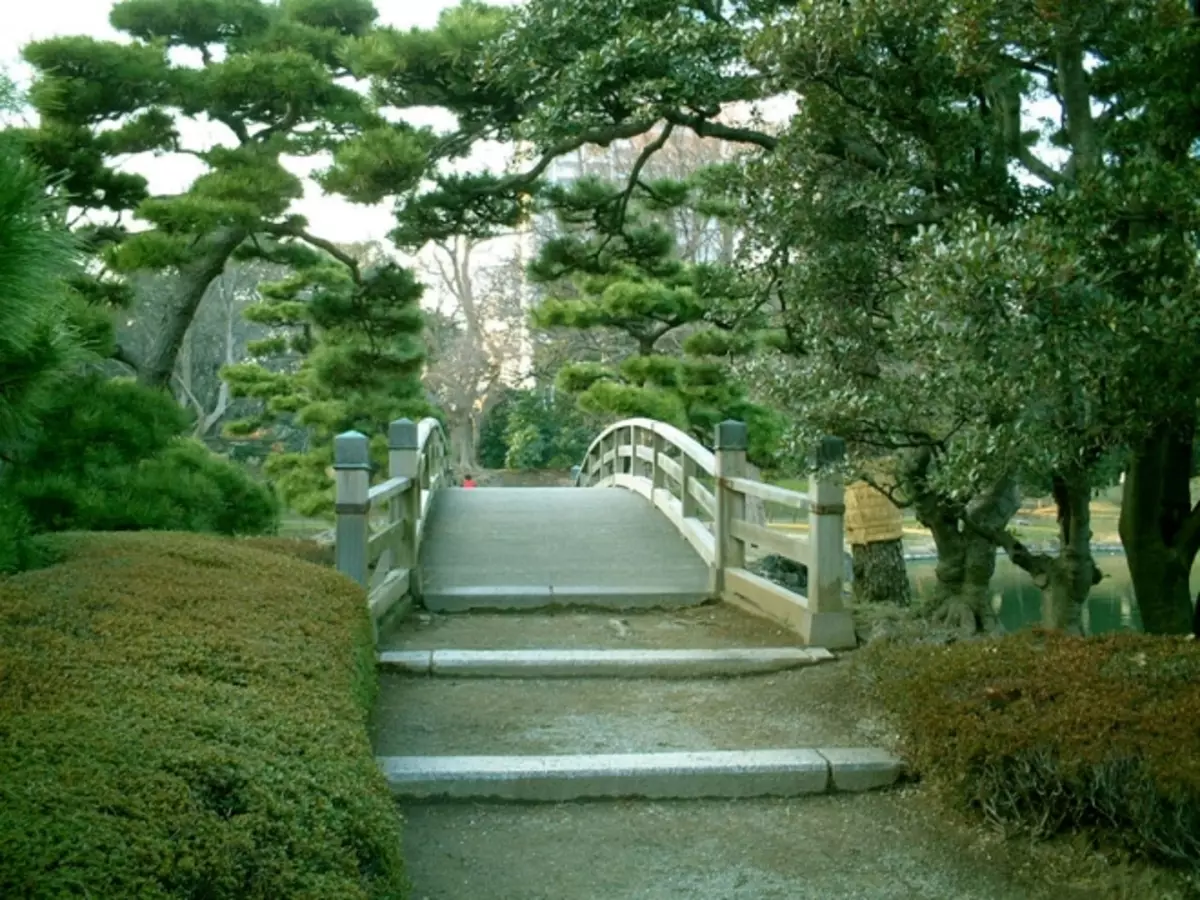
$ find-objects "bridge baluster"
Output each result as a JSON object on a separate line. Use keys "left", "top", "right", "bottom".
{"left": 334, "top": 430, "right": 371, "bottom": 586}
{"left": 389, "top": 418, "right": 422, "bottom": 601}
{"left": 712, "top": 420, "right": 748, "bottom": 597}
{"left": 807, "top": 436, "right": 847, "bottom": 614}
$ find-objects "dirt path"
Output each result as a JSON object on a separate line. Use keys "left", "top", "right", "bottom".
{"left": 398, "top": 791, "right": 1071, "bottom": 900}
{"left": 376, "top": 606, "right": 1071, "bottom": 900}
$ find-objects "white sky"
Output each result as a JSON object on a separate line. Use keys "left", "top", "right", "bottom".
{"left": 0, "top": 0, "right": 523, "bottom": 251}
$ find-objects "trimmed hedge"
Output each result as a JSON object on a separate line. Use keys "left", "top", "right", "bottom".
{"left": 0, "top": 532, "right": 406, "bottom": 899}
{"left": 865, "top": 631, "right": 1200, "bottom": 872}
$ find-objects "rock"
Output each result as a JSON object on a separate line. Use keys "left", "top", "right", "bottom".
{"left": 607, "top": 618, "right": 631, "bottom": 638}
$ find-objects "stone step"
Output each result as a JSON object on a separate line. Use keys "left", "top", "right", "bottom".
{"left": 378, "top": 605, "right": 804, "bottom": 653}
{"left": 421, "top": 585, "right": 708, "bottom": 612}
{"left": 378, "top": 647, "right": 834, "bottom": 678}
{"left": 378, "top": 748, "right": 903, "bottom": 801}
{"left": 372, "top": 663, "right": 876, "bottom": 757}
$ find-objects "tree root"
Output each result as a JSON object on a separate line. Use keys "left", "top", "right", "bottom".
{"left": 929, "top": 599, "right": 986, "bottom": 637}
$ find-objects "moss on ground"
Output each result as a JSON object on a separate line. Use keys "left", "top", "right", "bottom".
{"left": 0, "top": 532, "right": 405, "bottom": 899}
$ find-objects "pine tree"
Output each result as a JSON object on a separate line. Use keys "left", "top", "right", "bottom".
{"left": 528, "top": 171, "right": 783, "bottom": 465}
{"left": 18, "top": 0, "right": 397, "bottom": 389}
{"left": 222, "top": 242, "right": 430, "bottom": 515}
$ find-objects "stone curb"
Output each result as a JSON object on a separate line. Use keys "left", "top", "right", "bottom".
{"left": 376, "top": 647, "right": 836, "bottom": 678}
{"left": 378, "top": 748, "right": 904, "bottom": 801}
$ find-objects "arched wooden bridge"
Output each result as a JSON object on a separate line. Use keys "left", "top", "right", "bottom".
{"left": 332, "top": 416, "right": 900, "bottom": 803}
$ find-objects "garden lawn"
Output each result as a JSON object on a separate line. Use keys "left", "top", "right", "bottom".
{"left": 864, "top": 631, "right": 1200, "bottom": 875}
{"left": 0, "top": 532, "right": 405, "bottom": 900}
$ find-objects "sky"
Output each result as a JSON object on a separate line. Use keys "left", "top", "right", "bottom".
{"left": 0, "top": 0, "right": 523, "bottom": 250}
{"left": 1, "top": 1, "right": 1063, "bottom": 271}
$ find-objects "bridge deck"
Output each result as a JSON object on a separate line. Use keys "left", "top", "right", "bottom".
{"left": 419, "top": 487, "right": 710, "bottom": 609}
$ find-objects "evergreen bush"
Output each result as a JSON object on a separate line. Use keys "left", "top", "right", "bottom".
{"left": 0, "top": 532, "right": 406, "bottom": 899}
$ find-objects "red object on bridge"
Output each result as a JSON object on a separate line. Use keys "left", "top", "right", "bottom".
{"left": 462, "top": 476, "right": 477, "bottom": 489}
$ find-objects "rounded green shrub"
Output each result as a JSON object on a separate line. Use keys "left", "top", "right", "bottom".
{"left": 5, "top": 376, "right": 279, "bottom": 537}
{"left": 0, "top": 532, "right": 405, "bottom": 898}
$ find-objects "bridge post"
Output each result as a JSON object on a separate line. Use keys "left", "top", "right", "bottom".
{"left": 680, "top": 455, "right": 698, "bottom": 518}
{"left": 650, "top": 428, "right": 666, "bottom": 497}
{"left": 334, "top": 430, "right": 371, "bottom": 586}
{"left": 711, "top": 419, "right": 748, "bottom": 598}
{"left": 389, "top": 417, "right": 422, "bottom": 600}
{"left": 808, "top": 436, "right": 847, "bottom": 614}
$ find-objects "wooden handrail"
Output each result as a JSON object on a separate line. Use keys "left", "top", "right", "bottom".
{"left": 333, "top": 416, "right": 449, "bottom": 638}
{"left": 575, "top": 417, "right": 856, "bottom": 649}
{"left": 577, "top": 417, "right": 715, "bottom": 480}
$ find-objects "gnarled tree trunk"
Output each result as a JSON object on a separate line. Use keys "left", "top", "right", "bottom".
{"left": 972, "top": 467, "right": 1099, "bottom": 633}
{"left": 1119, "top": 423, "right": 1200, "bottom": 636}
{"left": 130, "top": 227, "right": 247, "bottom": 390}
{"left": 900, "top": 449, "right": 1017, "bottom": 633}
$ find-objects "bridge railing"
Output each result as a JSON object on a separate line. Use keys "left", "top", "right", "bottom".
{"left": 333, "top": 417, "right": 448, "bottom": 636}
{"left": 576, "top": 418, "right": 856, "bottom": 648}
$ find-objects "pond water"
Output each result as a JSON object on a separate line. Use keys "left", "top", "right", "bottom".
{"left": 905, "top": 552, "right": 1200, "bottom": 635}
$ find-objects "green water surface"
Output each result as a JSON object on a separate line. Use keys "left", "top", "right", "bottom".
{"left": 905, "top": 553, "right": 1200, "bottom": 635}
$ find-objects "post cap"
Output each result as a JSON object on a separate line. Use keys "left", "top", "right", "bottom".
{"left": 714, "top": 419, "right": 748, "bottom": 451}
{"left": 811, "top": 435, "right": 846, "bottom": 467}
{"left": 388, "top": 417, "right": 419, "bottom": 450}
{"left": 333, "top": 430, "right": 371, "bottom": 469}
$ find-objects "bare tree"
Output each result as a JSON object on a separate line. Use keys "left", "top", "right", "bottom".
{"left": 420, "top": 236, "right": 526, "bottom": 468}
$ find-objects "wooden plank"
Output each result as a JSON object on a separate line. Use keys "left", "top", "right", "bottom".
{"left": 368, "top": 518, "right": 405, "bottom": 563}
{"left": 656, "top": 453, "right": 682, "bottom": 484}
{"left": 652, "top": 487, "right": 683, "bottom": 528}
{"left": 369, "top": 567, "right": 411, "bottom": 624}
{"left": 370, "top": 546, "right": 394, "bottom": 590}
{"left": 726, "top": 477, "right": 809, "bottom": 513}
{"left": 612, "top": 472, "right": 652, "bottom": 501}
{"left": 730, "top": 519, "right": 810, "bottom": 566}
{"left": 689, "top": 478, "right": 716, "bottom": 518}
{"left": 648, "top": 488, "right": 715, "bottom": 566}
{"left": 724, "top": 567, "right": 808, "bottom": 628}
{"left": 683, "top": 517, "right": 716, "bottom": 566}
{"left": 369, "top": 476, "right": 410, "bottom": 506}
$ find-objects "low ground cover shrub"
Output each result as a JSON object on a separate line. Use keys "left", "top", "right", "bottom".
{"left": 238, "top": 535, "right": 334, "bottom": 568}
{"left": 0, "top": 532, "right": 405, "bottom": 899}
{"left": 864, "top": 630, "right": 1200, "bottom": 873}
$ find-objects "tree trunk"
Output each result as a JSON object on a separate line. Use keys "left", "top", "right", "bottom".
{"left": 973, "top": 468, "right": 1098, "bottom": 633}
{"left": 921, "top": 514, "right": 1002, "bottom": 633}
{"left": 1040, "top": 471, "right": 1095, "bottom": 631}
{"left": 451, "top": 416, "right": 476, "bottom": 471}
{"left": 136, "top": 227, "right": 246, "bottom": 390}
{"left": 900, "top": 448, "right": 1016, "bottom": 633}
{"left": 851, "top": 538, "right": 911, "bottom": 606}
{"left": 1119, "top": 423, "right": 1199, "bottom": 635}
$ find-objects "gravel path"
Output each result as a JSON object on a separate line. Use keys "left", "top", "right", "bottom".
{"left": 398, "top": 791, "right": 1074, "bottom": 900}
{"left": 377, "top": 606, "right": 1073, "bottom": 899}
